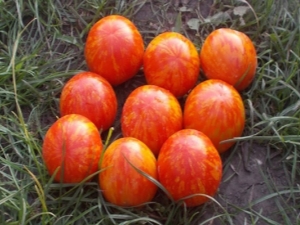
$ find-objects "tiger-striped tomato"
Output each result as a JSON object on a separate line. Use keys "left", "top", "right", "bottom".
{"left": 121, "top": 85, "right": 183, "bottom": 156}
{"left": 42, "top": 114, "right": 103, "bottom": 183}
{"left": 84, "top": 15, "right": 144, "bottom": 86}
{"left": 59, "top": 71, "right": 117, "bottom": 131}
{"left": 143, "top": 32, "right": 200, "bottom": 97}
{"left": 183, "top": 79, "right": 245, "bottom": 153}
{"left": 157, "top": 129, "right": 222, "bottom": 207}
{"left": 200, "top": 28, "right": 257, "bottom": 91}
{"left": 99, "top": 137, "right": 158, "bottom": 207}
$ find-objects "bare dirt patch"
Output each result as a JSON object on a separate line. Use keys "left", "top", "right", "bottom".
{"left": 116, "top": 1, "right": 298, "bottom": 224}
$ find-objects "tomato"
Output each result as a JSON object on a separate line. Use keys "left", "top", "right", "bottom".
{"left": 121, "top": 85, "right": 183, "bottom": 156}
{"left": 183, "top": 79, "right": 245, "bottom": 153}
{"left": 59, "top": 71, "right": 117, "bottom": 131}
{"left": 42, "top": 114, "right": 103, "bottom": 183}
{"left": 99, "top": 137, "right": 157, "bottom": 207}
{"left": 84, "top": 15, "right": 144, "bottom": 86}
{"left": 157, "top": 129, "right": 222, "bottom": 207}
{"left": 143, "top": 32, "right": 200, "bottom": 97}
{"left": 200, "top": 28, "right": 257, "bottom": 91}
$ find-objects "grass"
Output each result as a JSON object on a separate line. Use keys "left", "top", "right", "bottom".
{"left": 1, "top": 0, "right": 300, "bottom": 224}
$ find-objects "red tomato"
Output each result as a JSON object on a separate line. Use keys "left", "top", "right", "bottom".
{"left": 157, "top": 129, "right": 222, "bottom": 207}
{"left": 183, "top": 79, "right": 245, "bottom": 153}
{"left": 143, "top": 32, "right": 200, "bottom": 97}
{"left": 42, "top": 114, "right": 103, "bottom": 183}
{"left": 121, "top": 85, "right": 183, "bottom": 156}
{"left": 200, "top": 28, "right": 257, "bottom": 91}
{"left": 99, "top": 137, "right": 158, "bottom": 207}
{"left": 59, "top": 71, "right": 117, "bottom": 131}
{"left": 84, "top": 15, "right": 144, "bottom": 86}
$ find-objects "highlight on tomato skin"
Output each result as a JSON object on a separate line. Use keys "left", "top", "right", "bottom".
{"left": 121, "top": 85, "right": 183, "bottom": 156}
{"left": 143, "top": 32, "right": 200, "bottom": 98}
{"left": 157, "top": 129, "right": 222, "bottom": 207}
{"left": 42, "top": 114, "right": 103, "bottom": 183}
{"left": 59, "top": 71, "right": 118, "bottom": 131}
{"left": 183, "top": 79, "right": 245, "bottom": 153}
{"left": 99, "top": 137, "right": 158, "bottom": 207}
{"left": 200, "top": 28, "right": 257, "bottom": 91}
{"left": 84, "top": 15, "right": 144, "bottom": 86}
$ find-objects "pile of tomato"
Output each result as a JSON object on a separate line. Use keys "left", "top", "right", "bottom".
{"left": 42, "top": 15, "right": 257, "bottom": 207}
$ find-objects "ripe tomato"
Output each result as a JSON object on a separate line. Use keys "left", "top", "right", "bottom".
{"left": 200, "top": 28, "right": 257, "bottom": 91}
{"left": 157, "top": 129, "right": 222, "bottom": 207}
{"left": 84, "top": 15, "right": 144, "bottom": 86}
{"left": 143, "top": 32, "right": 200, "bottom": 97}
{"left": 42, "top": 114, "right": 103, "bottom": 183}
{"left": 183, "top": 79, "right": 245, "bottom": 153}
{"left": 59, "top": 71, "right": 117, "bottom": 131}
{"left": 121, "top": 85, "right": 183, "bottom": 156}
{"left": 99, "top": 137, "right": 158, "bottom": 207}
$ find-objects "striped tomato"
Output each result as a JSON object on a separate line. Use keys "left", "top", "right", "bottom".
{"left": 121, "top": 85, "right": 183, "bottom": 156}
{"left": 143, "top": 32, "right": 200, "bottom": 97}
{"left": 84, "top": 15, "right": 144, "bottom": 86}
{"left": 183, "top": 79, "right": 245, "bottom": 153}
{"left": 59, "top": 71, "right": 117, "bottom": 131}
{"left": 99, "top": 137, "right": 157, "bottom": 207}
{"left": 42, "top": 114, "right": 103, "bottom": 183}
{"left": 157, "top": 129, "right": 222, "bottom": 207}
{"left": 200, "top": 28, "right": 257, "bottom": 91}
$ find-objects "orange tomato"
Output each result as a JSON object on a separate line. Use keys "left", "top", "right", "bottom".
{"left": 143, "top": 32, "right": 200, "bottom": 97}
{"left": 157, "top": 129, "right": 222, "bottom": 207}
{"left": 200, "top": 28, "right": 257, "bottom": 91}
{"left": 59, "top": 71, "right": 117, "bottom": 131}
{"left": 99, "top": 137, "right": 158, "bottom": 207}
{"left": 84, "top": 15, "right": 144, "bottom": 86}
{"left": 42, "top": 114, "right": 103, "bottom": 183}
{"left": 121, "top": 85, "right": 183, "bottom": 156}
{"left": 183, "top": 79, "right": 245, "bottom": 153}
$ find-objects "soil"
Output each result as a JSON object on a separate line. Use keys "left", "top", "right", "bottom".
{"left": 203, "top": 142, "right": 296, "bottom": 224}
{"left": 110, "top": 1, "right": 298, "bottom": 224}
{"left": 28, "top": 97, "right": 294, "bottom": 225}
{"left": 9, "top": 0, "right": 298, "bottom": 224}
{"left": 109, "top": 79, "right": 296, "bottom": 224}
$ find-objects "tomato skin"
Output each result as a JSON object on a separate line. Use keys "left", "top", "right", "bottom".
{"left": 183, "top": 79, "right": 245, "bottom": 153}
{"left": 200, "top": 28, "right": 257, "bottom": 91}
{"left": 143, "top": 32, "right": 200, "bottom": 97}
{"left": 99, "top": 137, "right": 158, "bottom": 207}
{"left": 121, "top": 85, "right": 183, "bottom": 156}
{"left": 157, "top": 129, "right": 222, "bottom": 207}
{"left": 84, "top": 15, "right": 144, "bottom": 86}
{"left": 42, "top": 114, "right": 103, "bottom": 183}
{"left": 59, "top": 71, "right": 117, "bottom": 131}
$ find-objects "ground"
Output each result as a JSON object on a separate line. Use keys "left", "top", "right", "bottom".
{"left": 1, "top": 0, "right": 300, "bottom": 224}
{"left": 105, "top": 1, "right": 300, "bottom": 224}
